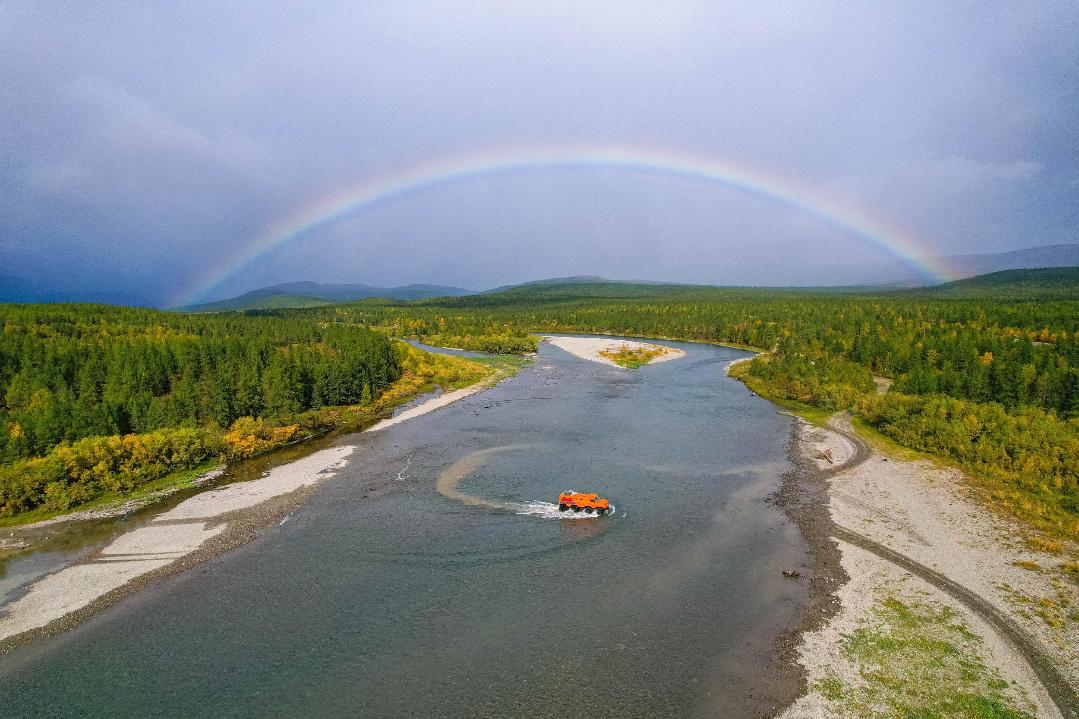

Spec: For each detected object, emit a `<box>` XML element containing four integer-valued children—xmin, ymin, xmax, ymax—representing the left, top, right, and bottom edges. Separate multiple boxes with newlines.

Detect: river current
<box><xmin>0</xmin><ymin>338</ymin><xmax>807</xmax><ymax>717</ymax></box>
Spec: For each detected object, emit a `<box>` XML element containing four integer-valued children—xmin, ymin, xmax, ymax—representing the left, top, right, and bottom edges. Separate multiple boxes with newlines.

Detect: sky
<box><xmin>1</xmin><ymin>1</ymin><xmax>1077</xmax><ymax>306</ymax></box>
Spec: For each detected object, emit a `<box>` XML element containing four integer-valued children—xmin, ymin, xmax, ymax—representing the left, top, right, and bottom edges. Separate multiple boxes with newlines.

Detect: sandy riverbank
<box><xmin>0</xmin><ymin>384</ymin><xmax>488</xmax><ymax>650</ymax></box>
<box><xmin>779</xmin><ymin>417</ymin><xmax>1078</xmax><ymax>719</ymax></box>
<box><xmin>543</xmin><ymin>335</ymin><xmax>684</xmax><ymax>366</ymax></box>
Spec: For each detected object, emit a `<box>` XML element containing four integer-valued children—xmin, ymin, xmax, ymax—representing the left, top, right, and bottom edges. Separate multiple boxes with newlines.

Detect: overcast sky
<box><xmin>2</xmin><ymin>1</ymin><xmax>1076</xmax><ymax>305</ymax></box>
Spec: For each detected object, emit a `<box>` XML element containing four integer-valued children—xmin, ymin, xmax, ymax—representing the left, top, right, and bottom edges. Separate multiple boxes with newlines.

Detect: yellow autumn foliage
<box><xmin>223</xmin><ymin>417</ymin><xmax>299</xmax><ymax>460</ymax></box>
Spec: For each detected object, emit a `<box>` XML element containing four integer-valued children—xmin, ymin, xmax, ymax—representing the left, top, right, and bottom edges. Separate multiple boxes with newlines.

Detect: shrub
<box><xmin>0</xmin><ymin>427</ymin><xmax>222</xmax><ymax>516</ymax></box>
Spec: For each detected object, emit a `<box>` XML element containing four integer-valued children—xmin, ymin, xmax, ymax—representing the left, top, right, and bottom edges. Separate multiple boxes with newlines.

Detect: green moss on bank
<box><xmin>819</xmin><ymin>595</ymin><xmax>1035</xmax><ymax>718</ymax></box>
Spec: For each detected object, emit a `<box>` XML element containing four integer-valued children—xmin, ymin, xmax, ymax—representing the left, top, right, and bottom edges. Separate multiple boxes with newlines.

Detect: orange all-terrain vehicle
<box><xmin>557</xmin><ymin>491</ymin><xmax>610</xmax><ymax>515</ymax></box>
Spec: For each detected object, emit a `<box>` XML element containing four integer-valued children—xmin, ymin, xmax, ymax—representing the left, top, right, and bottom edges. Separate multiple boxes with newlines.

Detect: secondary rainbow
<box><xmin>173</xmin><ymin>146</ymin><xmax>949</xmax><ymax>306</ymax></box>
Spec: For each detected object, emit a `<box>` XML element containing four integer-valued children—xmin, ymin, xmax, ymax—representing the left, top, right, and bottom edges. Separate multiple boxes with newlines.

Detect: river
<box><xmin>0</xmin><ymin>338</ymin><xmax>808</xmax><ymax>718</ymax></box>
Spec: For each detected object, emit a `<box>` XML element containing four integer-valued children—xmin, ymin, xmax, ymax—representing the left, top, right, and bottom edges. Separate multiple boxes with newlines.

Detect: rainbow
<box><xmin>172</xmin><ymin>145</ymin><xmax>950</xmax><ymax>306</ymax></box>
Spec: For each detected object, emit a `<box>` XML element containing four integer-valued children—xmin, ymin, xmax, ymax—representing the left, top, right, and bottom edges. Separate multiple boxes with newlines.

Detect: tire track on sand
<box><xmin>818</xmin><ymin>414</ymin><xmax>1077</xmax><ymax>719</ymax></box>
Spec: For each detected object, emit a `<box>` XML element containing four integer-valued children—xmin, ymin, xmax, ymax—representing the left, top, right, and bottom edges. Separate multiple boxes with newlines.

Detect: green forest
<box><xmin>3</xmin><ymin>268</ymin><xmax>1078</xmax><ymax>536</ymax></box>
<box><xmin>0</xmin><ymin>304</ymin><xmax>419</xmax><ymax>518</ymax></box>
<box><xmin>0</xmin><ymin>304</ymin><xmax>401</xmax><ymax>462</ymax></box>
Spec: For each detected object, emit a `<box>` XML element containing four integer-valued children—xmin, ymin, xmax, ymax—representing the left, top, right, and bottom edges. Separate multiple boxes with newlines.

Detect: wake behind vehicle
<box><xmin>557</xmin><ymin>491</ymin><xmax>610</xmax><ymax>515</ymax></box>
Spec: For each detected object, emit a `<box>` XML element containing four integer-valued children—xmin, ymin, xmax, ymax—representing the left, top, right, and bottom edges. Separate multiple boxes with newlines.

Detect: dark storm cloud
<box><xmin>1</xmin><ymin>1</ymin><xmax>1076</xmax><ymax>304</ymax></box>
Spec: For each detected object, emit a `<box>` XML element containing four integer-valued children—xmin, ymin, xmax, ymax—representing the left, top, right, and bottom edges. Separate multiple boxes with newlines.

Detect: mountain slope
<box><xmin>179</xmin><ymin>281</ymin><xmax>474</xmax><ymax>312</ymax></box>
<box><xmin>444</xmin><ymin>244</ymin><xmax>1079</xmax><ymax>297</ymax></box>
<box><xmin>937</xmin><ymin>244</ymin><xmax>1079</xmax><ymax>278</ymax></box>
<box><xmin>747</xmin><ymin>243</ymin><xmax>1079</xmax><ymax>287</ymax></box>
<box><xmin>175</xmin><ymin>242</ymin><xmax>1079</xmax><ymax>313</ymax></box>
<box><xmin>912</xmin><ymin>266</ymin><xmax>1079</xmax><ymax>299</ymax></box>
<box><xmin>434</xmin><ymin>267</ymin><xmax>1079</xmax><ymax>308</ymax></box>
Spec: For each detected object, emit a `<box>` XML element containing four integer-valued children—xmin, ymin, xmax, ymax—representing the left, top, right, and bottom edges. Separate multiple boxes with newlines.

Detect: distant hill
<box><xmin>471</xmin><ymin>244</ymin><xmax>1079</xmax><ymax>295</ymax></box>
<box><xmin>433</xmin><ymin>267</ymin><xmax>1079</xmax><ymax>308</ymax></box>
<box><xmin>178</xmin><ymin>281</ymin><xmax>474</xmax><ymax>312</ymax></box>
<box><xmin>173</xmin><ymin>243</ymin><xmax>1079</xmax><ymax>313</ymax></box>
<box><xmin>482</xmin><ymin>275</ymin><xmax>610</xmax><ymax>294</ymax></box>
<box><xmin>470</xmin><ymin>278</ymin><xmax>716</xmax><ymax>302</ymax></box>
<box><xmin>911</xmin><ymin>266</ymin><xmax>1079</xmax><ymax>299</ymax></box>
<box><xmin>743</xmin><ymin>242</ymin><xmax>1079</xmax><ymax>287</ymax></box>
<box><xmin>423</xmin><ymin>279</ymin><xmax>815</xmax><ymax>309</ymax></box>
<box><xmin>479</xmin><ymin>275</ymin><xmax>721</xmax><ymax>296</ymax></box>
<box><xmin>936</xmin><ymin>244</ymin><xmax>1079</xmax><ymax>279</ymax></box>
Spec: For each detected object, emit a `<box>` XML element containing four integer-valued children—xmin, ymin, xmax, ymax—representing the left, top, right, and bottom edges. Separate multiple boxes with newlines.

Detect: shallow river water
<box><xmin>0</xmin><ymin>339</ymin><xmax>807</xmax><ymax>718</ymax></box>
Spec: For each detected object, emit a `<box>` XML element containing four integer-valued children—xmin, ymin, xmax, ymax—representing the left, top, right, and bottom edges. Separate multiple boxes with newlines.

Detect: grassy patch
<box><xmin>996</xmin><ymin>584</ymin><xmax>1074</xmax><ymax>633</ymax></box>
<box><xmin>1026</xmin><ymin>536</ymin><xmax>1063</xmax><ymax>555</ymax></box>
<box><xmin>849</xmin><ymin>417</ymin><xmax>941</xmax><ymax>463</ymax></box>
<box><xmin>816</xmin><ymin>675</ymin><xmax>847</xmax><ymax>702</ymax></box>
<box><xmin>821</xmin><ymin>595</ymin><xmax>1035</xmax><ymax>718</ymax></box>
<box><xmin>598</xmin><ymin>344</ymin><xmax>669</xmax><ymax>368</ymax></box>
<box><xmin>467</xmin><ymin>353</ymin><xmax>534</xmax><ymax>377</ymax></box>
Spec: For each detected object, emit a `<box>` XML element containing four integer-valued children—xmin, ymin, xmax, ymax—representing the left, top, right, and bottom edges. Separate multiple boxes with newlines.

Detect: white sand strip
<box><xmin>154</xmin><ymin>446</ymin><xmax>354</xmax><ymax>522</ymax></box>
<box><xmin>0</xmin><ymin>522</ymin><xmax>225</xmax><ymax>642</ymax></box>
<box><xmin>367</xmin><ymin>385</ymin><xmax>485</xmax><ymax>432</ymax></box>
<box><xmin>0</xmin><ymin>384</ymin><xmax>489</xmax><ymax>644</ymax></box>
<box><xmin>543</xmin><ymin>335</ymin><xmax>684</xmax><ymax>366</ymax></box>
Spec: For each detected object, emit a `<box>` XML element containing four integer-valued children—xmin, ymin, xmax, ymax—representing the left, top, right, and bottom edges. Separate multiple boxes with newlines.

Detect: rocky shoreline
<box><xmin>762</xmin><ymin>417</ymin><xmax>851</xmax><ymax>717</ymax></box>
<box><xmin>777</xmin><ymin>416</ymin><xmax>1077</xmax><ymax>719</ymax></box>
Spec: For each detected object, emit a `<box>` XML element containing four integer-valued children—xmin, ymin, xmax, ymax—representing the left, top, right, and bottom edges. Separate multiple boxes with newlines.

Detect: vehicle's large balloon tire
<box><xmin>584</xmin><ymin>507</ymin><xmax>594</xmax><ymax>514</ymax></box>
<box><xmin>572</xmin><ymin>506</ymin><xmax>581</xmax><ymax>512</ymax></box>
<box><xmin>558</xmin><ymin>504</ymin><xmax>567</xmax><ymax>511</ymax></box>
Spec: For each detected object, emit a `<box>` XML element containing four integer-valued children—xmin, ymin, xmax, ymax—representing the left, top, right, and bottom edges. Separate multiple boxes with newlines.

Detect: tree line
<box><xmin>0</xmin><ymin>304</ymin><xmax>401</xmax><ymax>466</ymax></box>
<box><xmin>279</xmin><ymin>288</ymin><xmax>1079</xmax><ymax>418</ymax></box>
